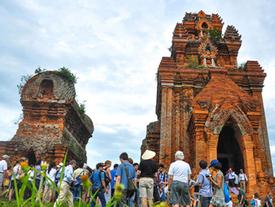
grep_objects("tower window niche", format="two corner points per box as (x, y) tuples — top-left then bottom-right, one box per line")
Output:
(202, 22), (208, 29)
(39, 79), (54, 98)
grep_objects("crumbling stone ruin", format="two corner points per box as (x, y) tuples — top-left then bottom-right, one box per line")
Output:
(0, 70), (93, 165)
(142, 10), (274, 197)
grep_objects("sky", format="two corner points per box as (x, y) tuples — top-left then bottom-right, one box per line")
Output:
(0, 0), (274, 173)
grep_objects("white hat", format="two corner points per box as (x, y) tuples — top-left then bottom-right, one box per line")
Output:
(57, 162), (64, 167)
(2, 155), (10, 159)
(142, 150), (156, 160)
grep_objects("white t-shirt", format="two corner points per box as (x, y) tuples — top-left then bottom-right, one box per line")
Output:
(12, 164), (21, 180)
(0, 160), (8, 173)
(239, 173), (247, 181)
(168, 160), (191, 183)
(46, 168), (57, 184)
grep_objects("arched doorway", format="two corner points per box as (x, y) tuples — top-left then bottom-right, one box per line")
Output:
(217, 119), (244, 174)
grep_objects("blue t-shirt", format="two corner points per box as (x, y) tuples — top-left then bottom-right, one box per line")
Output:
(197, 169), (213, 197)
(110, 168), (117, 189)
(116, 161), (136, 189)
(90, 170), (105, 190)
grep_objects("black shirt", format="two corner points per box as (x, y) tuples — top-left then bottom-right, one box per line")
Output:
(139, 159), (158, 178)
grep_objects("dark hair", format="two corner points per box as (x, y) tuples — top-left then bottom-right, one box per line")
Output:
(254, 193), (259, 199)
(113, 164), (119, 168)
(69, 160), (76, 165)
(47, 161), (55, 173)
(96, 163), (104, 169)
(133, 163), (139, 167)
(35, 160), (42, 166)
(199, 160), (208, 169)
(159, 164), (164, 168)
(119, 152), (128, 161)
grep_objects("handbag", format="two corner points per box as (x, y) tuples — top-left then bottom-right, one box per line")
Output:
(123, 166), (136, 197)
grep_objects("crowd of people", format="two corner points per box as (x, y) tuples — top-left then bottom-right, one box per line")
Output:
(0, 151), (273, 207)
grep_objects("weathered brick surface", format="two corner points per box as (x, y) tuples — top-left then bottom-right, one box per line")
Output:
(142, 10), (274, 199)
(0, 71), (94, 165)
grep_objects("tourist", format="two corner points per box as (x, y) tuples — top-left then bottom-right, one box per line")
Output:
(196, 160), (212, 207)
(0, 154), (10, 192)
(110, 163), (118, 196)
(8, 158), (23, 201)
(73, 163), (85, 201)
(238, 169), (248, 192)
(54, 160), (76, 207)
(168, 150), (191, 207)
(138, 149), (158, 207)
(238, 186), (248, 207)
(133, 162), (141, 207)
(225, 168), (236, 187)
(116, 152), (136, 207)
(90, 162), (108, 207)
(104, 160), (112, 202)
(3, 165), (12, 194)
(250, 193), (261, 207)
(43, 161), (57, 203)
(208, 160), (225, 207)
(264, 191), (273, 207)
(157, 164), (168, 202)
(34, 160), (42, 189)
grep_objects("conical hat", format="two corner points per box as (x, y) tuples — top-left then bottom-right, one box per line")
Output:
(142, 150), (156, 160)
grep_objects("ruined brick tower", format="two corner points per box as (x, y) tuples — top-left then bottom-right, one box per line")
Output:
(0, 71), (94, 165)
(142, 11), (274, 196)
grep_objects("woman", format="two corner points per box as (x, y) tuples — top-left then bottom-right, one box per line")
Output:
(104, 160), (112, 203)
(43, 161), (57, 203)
(208, 160), (225, 207)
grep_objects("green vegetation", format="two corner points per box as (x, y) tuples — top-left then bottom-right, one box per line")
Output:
(186, 56), (206, 69)
(78, 101), (86, 116)
(209, 28), (222, 43)
(17, 74), (32, 95)
(238, 62), (245, 70)
(56, 67), (77, 85)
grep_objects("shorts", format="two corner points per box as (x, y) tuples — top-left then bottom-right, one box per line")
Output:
(170, 181), (190, 206)
(139, 177), (154, 199)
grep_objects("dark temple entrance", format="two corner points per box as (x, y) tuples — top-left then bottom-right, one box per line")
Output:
(217, 120), (244, 174)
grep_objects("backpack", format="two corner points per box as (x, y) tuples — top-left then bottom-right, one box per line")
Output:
(123, 166), (136, 197)
(224, 182), (231, 203)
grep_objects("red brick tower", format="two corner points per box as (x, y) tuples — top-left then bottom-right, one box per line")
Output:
(142, 10), (274, 197)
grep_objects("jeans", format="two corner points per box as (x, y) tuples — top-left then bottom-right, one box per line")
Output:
(200, 196), (212, 207)
(90, 188), (106, 207)
(73, 184), (82, 201)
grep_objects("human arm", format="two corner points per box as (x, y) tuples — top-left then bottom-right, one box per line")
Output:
(100, 172), (108, 193)
(209, 173), (223, 188)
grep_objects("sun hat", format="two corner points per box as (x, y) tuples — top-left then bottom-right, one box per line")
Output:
(2, 155), (10, 159)
(209, 159), (220, 168)
(142, 150), (156, 160)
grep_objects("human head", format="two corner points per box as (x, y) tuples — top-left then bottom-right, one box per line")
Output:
(240, 169), (243, 173)
(128, 158), (134, 164)
(133, 163), (139, 171)
(175, 151), (184, 160)
(69, 160), (77, 168)
(254, 192), (259, 199)
(2, 154), (10, 160)
(113, 164), (119, 169)
(96, 162), (104, 170)
(105, 160), (112, 168)
(119, 152), (129, 162)
(199, 160), (208, 169)
(209, 160), (220, 170)
(159, 164), (165, 172)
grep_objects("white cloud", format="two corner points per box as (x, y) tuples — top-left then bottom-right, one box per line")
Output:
(0, 0), (274, 173)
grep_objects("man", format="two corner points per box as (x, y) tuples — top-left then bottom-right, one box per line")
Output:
(157, 164), (168, 202)
(90, 162), (108, 207)
(196, 160), (212, 207)
(54, 160), (76, 207)
(168, 151), (191, 207)
(138, 150), (158, 207)
(226, 168), (236, 187)
(111, 163), (119, 196)
(0, 154), (9, 192)
(116, 152), (136, 207)
(264, 191), (273, 207)
(238, 169), (248, 192)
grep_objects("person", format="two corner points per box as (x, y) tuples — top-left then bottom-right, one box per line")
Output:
(225, 168), (236, 187)
(0, 154), (10, 192)
(3, 166), (12, 194)
(168, 150), (191, 207)
(196, 160), (212, 207)
(8, 158), (24, 201)
(34, 160), (42, 189)
(54, 160), (76, 207)
(90, 162), (108, 207)
(208, 160), (225, 207)
(43, 161), (57, 203)
(116, 152), (136, 207)
(250, 193), (261, 207)
(264, 191), (273, 207)
(73, 163), (85, 201)
(238, 169), (248, 192)
(110, 164), (118, 196)
(138, 150), (158, 207)
(157, 164), (168, 202)
(104, 160), (112, 202)
(238, 187), (248, 207)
